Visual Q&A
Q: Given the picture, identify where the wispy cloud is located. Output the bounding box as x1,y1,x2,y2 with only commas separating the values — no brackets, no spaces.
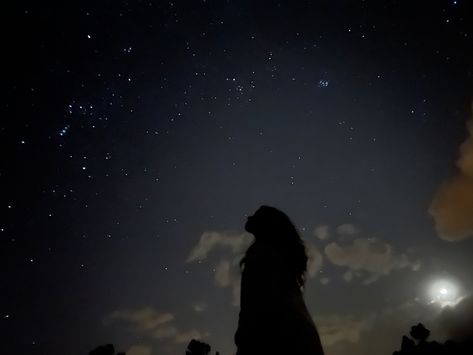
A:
306,242,324,277
313,225,330,240
186,231,252,262
316,313,374,347
324,237,419,284
191,302,207,313
104,307,206,344
319,295,473,355
187,231,252,306
106,307,174,332
126,345,152,355
187,230,325,306
336,224,358,236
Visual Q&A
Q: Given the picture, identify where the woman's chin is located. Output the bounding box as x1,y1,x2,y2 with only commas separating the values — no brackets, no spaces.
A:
244,219,250,230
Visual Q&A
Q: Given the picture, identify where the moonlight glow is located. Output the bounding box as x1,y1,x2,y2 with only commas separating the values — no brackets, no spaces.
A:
428,279,460,307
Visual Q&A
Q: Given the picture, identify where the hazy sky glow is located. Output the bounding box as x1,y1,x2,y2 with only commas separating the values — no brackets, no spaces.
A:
3,1,473,355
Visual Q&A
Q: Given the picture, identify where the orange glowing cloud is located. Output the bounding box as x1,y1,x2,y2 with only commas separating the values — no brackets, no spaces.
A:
430,115,473,241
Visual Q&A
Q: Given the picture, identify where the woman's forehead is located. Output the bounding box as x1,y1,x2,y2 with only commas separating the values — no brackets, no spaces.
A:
257,205,272,213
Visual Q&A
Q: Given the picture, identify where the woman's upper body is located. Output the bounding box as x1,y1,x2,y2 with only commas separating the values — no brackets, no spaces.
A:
234,206,324,355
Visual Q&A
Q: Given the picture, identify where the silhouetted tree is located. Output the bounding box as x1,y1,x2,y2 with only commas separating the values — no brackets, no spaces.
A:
401,335,415,352
88,344,125,355
393,323,473,355
89,344,115,355
410,323,430,343
186,339,211,355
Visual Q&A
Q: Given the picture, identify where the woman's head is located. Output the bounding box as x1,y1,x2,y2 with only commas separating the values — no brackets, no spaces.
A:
243,205,308,286
245,206,297,241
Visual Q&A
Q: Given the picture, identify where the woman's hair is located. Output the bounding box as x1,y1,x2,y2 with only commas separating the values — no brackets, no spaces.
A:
241,205,308,287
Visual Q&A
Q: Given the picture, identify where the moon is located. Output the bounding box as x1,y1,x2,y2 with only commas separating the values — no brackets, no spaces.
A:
427,279,460,307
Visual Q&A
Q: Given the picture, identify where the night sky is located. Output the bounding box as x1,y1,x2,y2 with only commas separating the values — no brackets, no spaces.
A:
3,1,473,355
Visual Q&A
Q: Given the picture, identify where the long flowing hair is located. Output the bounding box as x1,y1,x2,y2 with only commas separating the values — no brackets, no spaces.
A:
240,206,308,287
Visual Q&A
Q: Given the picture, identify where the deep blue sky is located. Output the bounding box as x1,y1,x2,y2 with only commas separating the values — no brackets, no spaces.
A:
2,1,473,355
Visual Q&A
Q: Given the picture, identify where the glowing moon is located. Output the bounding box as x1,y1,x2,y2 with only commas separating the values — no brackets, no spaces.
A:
428,279,460,307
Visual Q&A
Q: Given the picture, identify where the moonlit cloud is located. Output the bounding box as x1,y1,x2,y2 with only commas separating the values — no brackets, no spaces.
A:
175,329,204,344
106,307,174,331
188,231,250,306
191,302,207,313
188,229,325,306
321,295,473,355
211,258,241,306
320,277,330,285
436,294,473,341
215,260,232,287
127,345,152,355
336,223,358,236
313,225,330,240
186,231,252,262
343,270,354,282
324,237,419,284
430,117,473,241
104,307,206,344
316,314,373,347
152,325,178,340
306,242,324,277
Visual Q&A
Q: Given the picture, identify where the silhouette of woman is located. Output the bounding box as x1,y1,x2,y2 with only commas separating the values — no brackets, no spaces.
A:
235,206,324,355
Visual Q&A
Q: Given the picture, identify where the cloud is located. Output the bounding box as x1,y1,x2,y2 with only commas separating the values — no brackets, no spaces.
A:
324,238,418,284
318,304,425,355
343,270,353,282
316,314,373,347
175,329,203,344
336,224,358,236
186,231,252,262
313,225,330,240
214,259,242,306
320,277,330,285
306,242,324,277
105,307,206,345
213,259,241,306
191,302,207,313
188,230,324,307
127,345,152,355
187,231,251,306
429,117,473,241
321,303,430,355
152,325,178,340
215,260,232,287
437,294,473,341
231,282,241,307
106,307,174,332
319,295,473,355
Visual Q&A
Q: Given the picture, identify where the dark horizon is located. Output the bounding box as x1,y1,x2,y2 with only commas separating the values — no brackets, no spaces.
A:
3,1,473,355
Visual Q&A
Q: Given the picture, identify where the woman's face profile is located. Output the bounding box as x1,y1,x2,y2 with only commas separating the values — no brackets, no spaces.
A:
244,215,256,234
244,207,269,235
